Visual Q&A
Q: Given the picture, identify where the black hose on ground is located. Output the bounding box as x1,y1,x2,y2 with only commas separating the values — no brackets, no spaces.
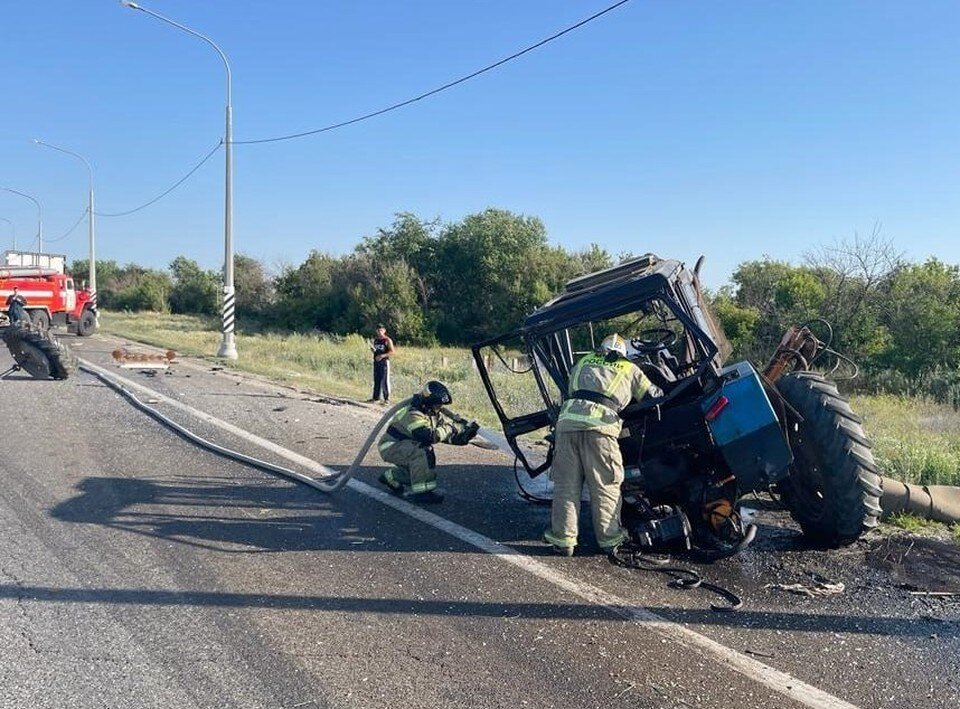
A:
608,545,744,612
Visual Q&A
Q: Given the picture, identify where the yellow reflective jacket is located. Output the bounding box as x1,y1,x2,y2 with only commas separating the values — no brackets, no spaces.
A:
379,404,457,448
556,352,660,436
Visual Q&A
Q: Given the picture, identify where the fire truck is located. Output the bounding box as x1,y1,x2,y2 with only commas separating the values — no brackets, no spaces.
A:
0,263,98,336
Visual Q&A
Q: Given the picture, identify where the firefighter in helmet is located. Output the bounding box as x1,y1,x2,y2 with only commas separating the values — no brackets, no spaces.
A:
377,380,480,503
544,333,663,556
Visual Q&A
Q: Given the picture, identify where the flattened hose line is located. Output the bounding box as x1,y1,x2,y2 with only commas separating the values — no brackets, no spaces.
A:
79,362,409,493
608,545,744,612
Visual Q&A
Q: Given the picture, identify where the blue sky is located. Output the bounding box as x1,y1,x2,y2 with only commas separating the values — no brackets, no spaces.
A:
1,1,957,289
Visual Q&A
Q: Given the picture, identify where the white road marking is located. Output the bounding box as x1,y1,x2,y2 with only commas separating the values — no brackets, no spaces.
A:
79,357,858,709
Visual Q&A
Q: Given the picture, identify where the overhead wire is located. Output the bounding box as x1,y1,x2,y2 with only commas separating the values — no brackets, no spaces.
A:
73,1,632,216
95,140,224,218
232,0,634,145
44,208,89,244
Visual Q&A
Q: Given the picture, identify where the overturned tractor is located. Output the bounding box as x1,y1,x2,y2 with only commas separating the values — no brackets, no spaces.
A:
473,254,882,557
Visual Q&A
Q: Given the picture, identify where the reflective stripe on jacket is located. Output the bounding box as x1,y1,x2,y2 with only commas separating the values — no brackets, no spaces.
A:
378,405,454,450
556,352,657,436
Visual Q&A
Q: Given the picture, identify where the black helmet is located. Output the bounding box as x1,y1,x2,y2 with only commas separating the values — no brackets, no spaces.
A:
418,380,452,412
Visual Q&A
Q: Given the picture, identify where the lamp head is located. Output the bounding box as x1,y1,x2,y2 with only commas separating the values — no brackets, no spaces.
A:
120,1,141,9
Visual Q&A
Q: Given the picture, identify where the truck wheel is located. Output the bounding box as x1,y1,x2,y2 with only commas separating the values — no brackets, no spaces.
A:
76,308,97,337
30,310,51,330
776,372,882,546
2,325,76,380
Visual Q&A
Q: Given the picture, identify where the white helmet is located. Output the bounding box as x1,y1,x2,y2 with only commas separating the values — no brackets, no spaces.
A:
600,333,627,357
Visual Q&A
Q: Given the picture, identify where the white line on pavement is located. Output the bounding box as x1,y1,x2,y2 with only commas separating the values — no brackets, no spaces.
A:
78,357,858,709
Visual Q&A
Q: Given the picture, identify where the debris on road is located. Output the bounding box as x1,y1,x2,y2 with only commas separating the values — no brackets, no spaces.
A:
765,579,845,597
112,346,177,367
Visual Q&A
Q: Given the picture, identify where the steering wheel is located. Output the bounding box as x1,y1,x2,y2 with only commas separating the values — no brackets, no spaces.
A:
630,327,678,354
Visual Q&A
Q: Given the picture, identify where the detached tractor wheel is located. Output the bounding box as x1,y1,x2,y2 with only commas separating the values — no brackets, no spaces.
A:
76,308,97,337
776,372,882,546
2,324,77,380
30,309,51,331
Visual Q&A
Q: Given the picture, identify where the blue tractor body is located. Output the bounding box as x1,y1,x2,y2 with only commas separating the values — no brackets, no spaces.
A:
702,361,793,493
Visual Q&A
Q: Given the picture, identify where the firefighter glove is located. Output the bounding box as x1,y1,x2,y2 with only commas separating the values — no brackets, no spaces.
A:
450,421,480,446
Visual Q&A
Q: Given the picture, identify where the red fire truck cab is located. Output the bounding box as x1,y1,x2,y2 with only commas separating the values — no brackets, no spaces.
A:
1,267,98,336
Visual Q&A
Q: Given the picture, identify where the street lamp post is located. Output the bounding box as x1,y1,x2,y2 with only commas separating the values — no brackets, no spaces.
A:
0,187,42,253
120,0,237,359
34,140,97,307
0,218,14,250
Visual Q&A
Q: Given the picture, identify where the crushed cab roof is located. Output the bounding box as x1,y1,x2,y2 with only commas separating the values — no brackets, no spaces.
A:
522,254,684,335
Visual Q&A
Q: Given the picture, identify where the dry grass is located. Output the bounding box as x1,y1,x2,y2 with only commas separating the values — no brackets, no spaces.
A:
851,394,960,486
99,311,543,426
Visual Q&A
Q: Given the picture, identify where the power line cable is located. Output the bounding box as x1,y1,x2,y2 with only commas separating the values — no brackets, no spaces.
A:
84,1,630,217
45,208,89,244
95,140,224,218
233,0,634,145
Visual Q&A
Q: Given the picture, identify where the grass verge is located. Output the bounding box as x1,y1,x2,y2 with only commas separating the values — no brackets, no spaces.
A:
98,311,543,427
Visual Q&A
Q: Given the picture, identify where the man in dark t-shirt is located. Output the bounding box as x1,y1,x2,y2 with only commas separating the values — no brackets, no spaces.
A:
5,286,28,324
368,324,396,403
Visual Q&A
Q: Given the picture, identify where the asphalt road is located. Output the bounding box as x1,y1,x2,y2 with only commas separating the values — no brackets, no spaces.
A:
0,333,957,708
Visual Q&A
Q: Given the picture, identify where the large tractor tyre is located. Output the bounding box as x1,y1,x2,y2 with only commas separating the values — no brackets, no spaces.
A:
76,308,97,337
2,325,77,380
30,309,51,331
776,371,882,546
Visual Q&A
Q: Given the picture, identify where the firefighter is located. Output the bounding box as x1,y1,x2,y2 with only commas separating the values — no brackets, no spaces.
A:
544,333,663,556
377,380,479,503
5,286,28,324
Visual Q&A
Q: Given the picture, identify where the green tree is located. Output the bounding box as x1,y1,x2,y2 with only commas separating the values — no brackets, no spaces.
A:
877,259,960,376
431,208,554,342
273,250,339,331
110,264,172,312
168,256,219,315
803,230,901,366
323,255,429,342
710,288,760,360
358,212,440,313
69,258,123,308
233,254,274,319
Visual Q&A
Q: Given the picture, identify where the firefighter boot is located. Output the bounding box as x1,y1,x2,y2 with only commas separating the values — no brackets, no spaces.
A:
542,530,576,557
378,468,404,495
403,488,445,504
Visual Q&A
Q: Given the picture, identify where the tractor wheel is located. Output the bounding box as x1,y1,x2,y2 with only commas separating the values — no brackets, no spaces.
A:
30,309,51,330
2,324,77,380
76,308,97,337
776,372,882,546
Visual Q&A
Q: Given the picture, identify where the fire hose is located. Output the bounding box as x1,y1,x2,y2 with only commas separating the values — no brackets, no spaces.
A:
79,359,409,493
880,477,960,525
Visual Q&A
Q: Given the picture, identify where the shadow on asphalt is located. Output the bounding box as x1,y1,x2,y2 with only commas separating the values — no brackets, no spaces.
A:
0,582,950,638
50,471,497,556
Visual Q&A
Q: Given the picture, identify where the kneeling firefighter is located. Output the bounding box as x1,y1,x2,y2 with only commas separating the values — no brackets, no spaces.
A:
377,380,480,503
544,333,663,556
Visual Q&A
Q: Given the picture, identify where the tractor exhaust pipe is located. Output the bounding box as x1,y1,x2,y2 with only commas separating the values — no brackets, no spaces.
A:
880,477,960,525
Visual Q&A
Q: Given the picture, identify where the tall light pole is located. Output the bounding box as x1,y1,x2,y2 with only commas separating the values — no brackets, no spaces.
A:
0,187,42,253
0,218,14,251
34,140,97,307
120,0,237,359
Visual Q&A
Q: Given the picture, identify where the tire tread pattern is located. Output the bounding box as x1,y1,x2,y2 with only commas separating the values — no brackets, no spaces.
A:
2,323,77,380
777,371,882,545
